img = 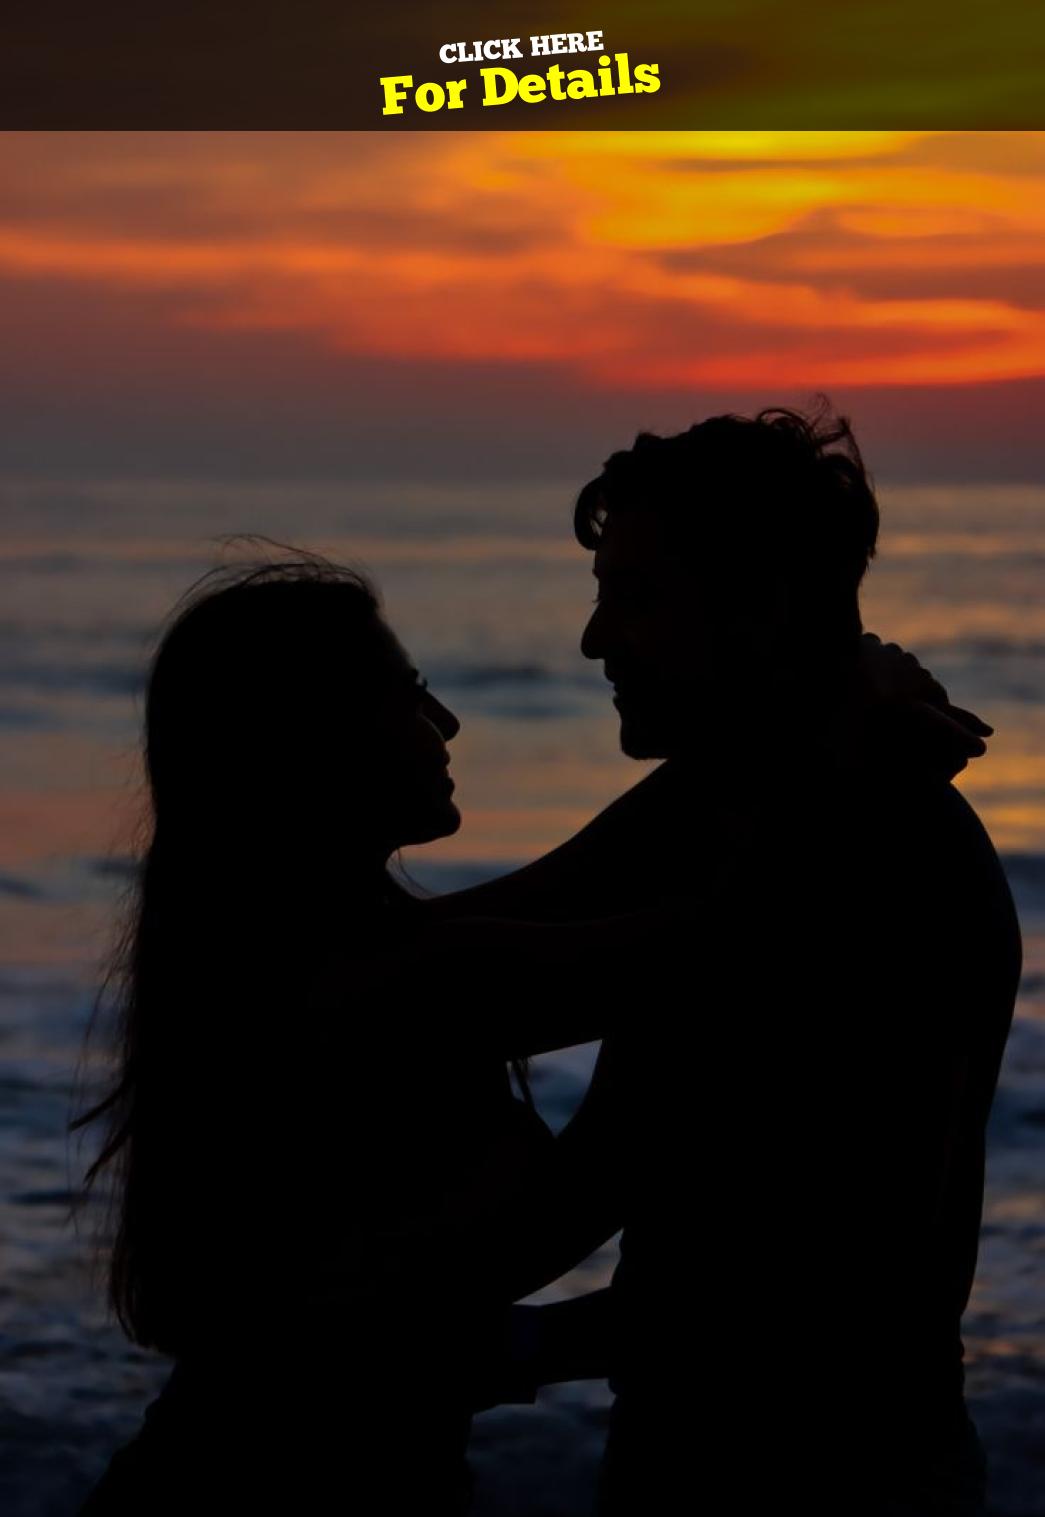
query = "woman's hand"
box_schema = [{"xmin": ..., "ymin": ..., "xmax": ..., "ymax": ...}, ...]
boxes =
[
  {"xmin": 859, "ymin": 634, "xmax": 991, "ymax": 733},
  {"xmin": 856, "ymin": 633, "xmax": 993, "ymax": 778},
  {"xmin": 467, "ymin": 1305, "xmax": 545, "ymax": 1412}
]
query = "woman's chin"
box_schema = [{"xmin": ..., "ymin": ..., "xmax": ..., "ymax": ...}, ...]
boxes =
[
  {"xmin": 439, "ymin": 799, "xmax": 462, "ymax": 837},
  {"xmin": 400, "ymin": 800, "xmax": 461, "ymax": 847}
]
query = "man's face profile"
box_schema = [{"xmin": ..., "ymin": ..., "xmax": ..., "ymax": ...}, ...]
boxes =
[
  {"xmin": 580, "ymin": 507, "xmax": 712, "ymax": 759},
  {"xmin": 580, "ymin": 500, "xmax": 791, "ymax": 759}
]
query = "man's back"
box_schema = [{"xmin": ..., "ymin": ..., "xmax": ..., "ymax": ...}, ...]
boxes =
[{"xmin": 603, "ymin": 767, "xmax": 1021, "ymax": 1512}]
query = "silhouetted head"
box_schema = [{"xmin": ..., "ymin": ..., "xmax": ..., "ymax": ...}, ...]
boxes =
[
  {"xmin": 576, "ymin": 402, "xmax": 880, "ymax": 759},
  {"xmin": 147, "ymin": 558, "xmax": 461, "ymax": 859}
]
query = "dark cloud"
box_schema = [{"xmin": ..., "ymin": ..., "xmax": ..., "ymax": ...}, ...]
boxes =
[
  {"xmin": 648, "ymin": 210, "xmax": 1045, "ymax": 312},
  {"xmin": 3, "ymin": 1, "xmax": 1041, "ymax": 128}
]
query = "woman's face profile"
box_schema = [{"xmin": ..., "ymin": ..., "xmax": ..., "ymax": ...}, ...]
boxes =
[{"xmin": 362, "ymin": 625, "xmax": 462, "ymax": 849}]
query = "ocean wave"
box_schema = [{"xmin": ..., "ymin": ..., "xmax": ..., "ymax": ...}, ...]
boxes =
[
  {"xmin": 0, "ymin": 662, "xmax": 143, "ymax": 697},
  {"xmin": 8, "ymin": 1188, "xmax": 81, "ymax": 1209},
  {"xmin": 421, "ymin": 662, "xmax": 604, "ymax": 720},
  {"xmin": 0, "ymin": 874, "xmax": 46, "ymax": 901},
  {"xmin": 0, "ymin": 703, "xmax": 57, "ymax": 731},
  {"xmin": 0, "ymin": 551, "xmax": 90, "ymax": 573},
  {"xmin": 88, "ymin": 857, "xmax": 135, "ymax": 880},
  {"xmin": 914, "ymin": 638, "xmax": 1045, "ymax": 661},
  {"xmin": 1001, "ymin": 854, "xmax": 1045, "ymax": 923},
  {"xmin": 443, "ymin": 662, "xmax": 549, "ymax": 687},
  {"xmin": 0, "ymin": 657, "xmax": 600, "ymax": 705},
  {"xmin": 427, "ymin": 660, "xmax": 603, "ymax": 691},
  {"xmin": 1001, "ymin": 853, "xmax": 1045, "ymax": 884}
]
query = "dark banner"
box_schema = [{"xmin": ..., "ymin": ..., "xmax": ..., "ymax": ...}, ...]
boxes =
[{"xmin": 4, "ymin": 0, "xmax": 1044, "ymax": 128}]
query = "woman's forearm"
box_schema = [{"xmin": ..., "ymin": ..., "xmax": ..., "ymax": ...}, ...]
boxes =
[
  {"xmin": 421, "ymin": 760, "xmax": 687, "ymax": 924},
  {"xmin": 406, "ymin": 908, "xmax": 694, "ymax": 1061}
]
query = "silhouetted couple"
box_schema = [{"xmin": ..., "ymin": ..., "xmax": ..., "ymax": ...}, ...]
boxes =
[{"xmin": 75, "ymin": 405, "xmax": 1020, "ymax": 1516}]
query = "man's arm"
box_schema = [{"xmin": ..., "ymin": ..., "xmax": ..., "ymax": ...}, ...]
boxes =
[
  {"xmin": 309, "ymin": 1026, "xmax": 625, "ymax": 1317},
  {"xmin": 458, "ymin": 1031, "xmax": 626, "ymax": 1304},
  {"xmin": 466, "ymin": 1045, "xmax": 626, "ymax": 1409}
]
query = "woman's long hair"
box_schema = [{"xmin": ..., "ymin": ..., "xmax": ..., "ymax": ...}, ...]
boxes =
[{"xmin": 70, "ymin": 553, "xmax": 420, "ymax": 1353}]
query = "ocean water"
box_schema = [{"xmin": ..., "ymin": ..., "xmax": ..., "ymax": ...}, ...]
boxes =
[{"xmin": 1, "ymin": 476, "xmax": 1044, "ymax": 1513}]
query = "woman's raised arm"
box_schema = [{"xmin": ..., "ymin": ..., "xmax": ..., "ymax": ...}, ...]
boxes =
[{"xmin": 405, "ymin": 907, "xmax": 690, "ymax": 1059}]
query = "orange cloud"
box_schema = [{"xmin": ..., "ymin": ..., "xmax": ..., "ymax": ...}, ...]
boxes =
[{"xmin": 2, "ymin": 130, "xmax": 1045, "ymax": 391}]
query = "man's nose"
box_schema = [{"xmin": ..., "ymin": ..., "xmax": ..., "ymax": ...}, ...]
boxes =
[{"xmin": 580, "ymin": 603, "xmax": 605, "ymax": 661}]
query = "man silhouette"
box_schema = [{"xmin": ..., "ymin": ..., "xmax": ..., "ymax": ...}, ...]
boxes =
[{"xmin": 440, "ymin": 406, "xmax": 1021, "ymax": 1514}]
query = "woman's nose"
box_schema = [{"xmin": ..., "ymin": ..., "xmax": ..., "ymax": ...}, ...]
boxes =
[{"xmin": 433, "ymin": 698, "xmax": 460, "ymax": 741}]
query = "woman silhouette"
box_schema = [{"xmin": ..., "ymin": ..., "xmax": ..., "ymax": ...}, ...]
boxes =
[{"xmin": 73, "ymin": 556, "xmax": 627, "ymax": 1515}]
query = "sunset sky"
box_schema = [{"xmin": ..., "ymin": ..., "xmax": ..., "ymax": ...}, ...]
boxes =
[
  {"xmin": 3, "ymin": 130, "xmax": 1045, "ymax": 485},
  {"xmin": 2, "ymin": 129, "xmax": 1044, "ymax": 891}
]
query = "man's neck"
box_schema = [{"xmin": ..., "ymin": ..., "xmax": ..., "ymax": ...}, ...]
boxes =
[{"xmin": 672, "ymin": 682, "xmax": 860, "ymax": 776}]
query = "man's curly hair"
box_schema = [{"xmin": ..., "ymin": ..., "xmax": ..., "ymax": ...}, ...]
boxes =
[{"xmin": 574, "ymin": 397, "xmax": 879, "ymax": 643}]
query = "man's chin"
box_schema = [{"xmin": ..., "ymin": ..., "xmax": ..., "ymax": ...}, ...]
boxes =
[{"xmin": 618, "ymin": 716, "xmax": 671, "ymax": 761}]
